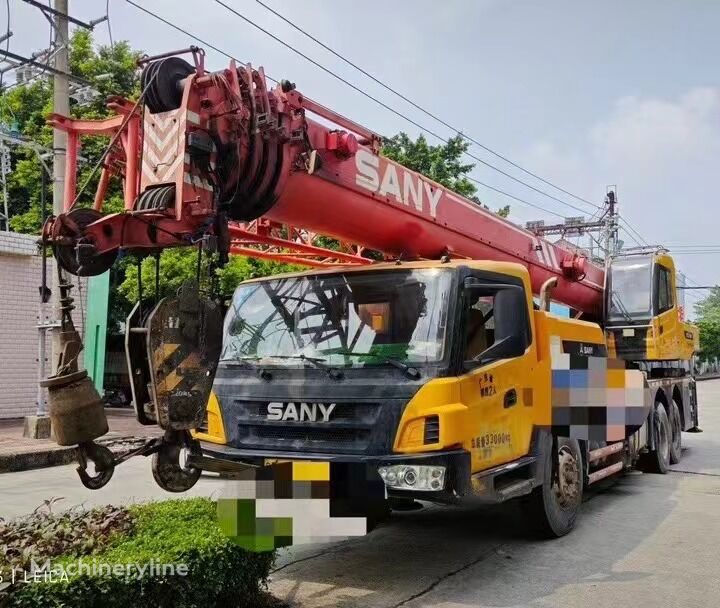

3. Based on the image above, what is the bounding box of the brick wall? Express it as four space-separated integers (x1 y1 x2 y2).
0 232 87 419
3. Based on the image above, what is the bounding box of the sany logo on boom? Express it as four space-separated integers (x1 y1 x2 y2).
355 149 443 218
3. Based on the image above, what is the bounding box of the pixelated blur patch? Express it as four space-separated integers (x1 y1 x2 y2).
550 337 651 442
217 461 382 552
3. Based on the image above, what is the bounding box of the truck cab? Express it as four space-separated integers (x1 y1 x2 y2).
195 260 642 538
605 251 698 361
197 261 542 487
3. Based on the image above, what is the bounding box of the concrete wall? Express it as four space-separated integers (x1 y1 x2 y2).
0 232 86 419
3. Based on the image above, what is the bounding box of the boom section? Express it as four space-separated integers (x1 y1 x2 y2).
43 50 603 315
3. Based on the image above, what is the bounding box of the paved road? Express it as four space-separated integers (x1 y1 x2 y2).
1 381 719 607
271 380 720 608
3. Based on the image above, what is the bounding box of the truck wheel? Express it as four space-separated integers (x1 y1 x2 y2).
643 401 671 474
669 399 682 465
524 438 583 538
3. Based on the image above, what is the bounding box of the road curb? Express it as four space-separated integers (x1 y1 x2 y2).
0 446 76 473
0 434 157 474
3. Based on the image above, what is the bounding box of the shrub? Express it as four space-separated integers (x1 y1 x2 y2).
1 499 276 608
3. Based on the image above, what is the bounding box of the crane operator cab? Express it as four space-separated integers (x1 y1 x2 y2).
605 249 698 361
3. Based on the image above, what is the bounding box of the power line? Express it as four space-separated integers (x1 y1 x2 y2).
668 250 720 255
124 0 277 84
252 0 600 213
123 1 571 220
618 225 642 248
210 0 597 218
620 218 649 246
106 0 114 50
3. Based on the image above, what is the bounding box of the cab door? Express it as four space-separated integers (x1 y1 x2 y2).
456 274 539 473
652 261 677 358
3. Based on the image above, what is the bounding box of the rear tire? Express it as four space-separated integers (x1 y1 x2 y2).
642 401 671 474
669 399 682 465
523 437 583 538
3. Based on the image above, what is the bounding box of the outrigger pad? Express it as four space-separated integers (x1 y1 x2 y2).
146 280 223 430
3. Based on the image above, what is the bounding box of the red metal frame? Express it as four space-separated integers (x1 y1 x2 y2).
48 97 142 212
229 220 372 267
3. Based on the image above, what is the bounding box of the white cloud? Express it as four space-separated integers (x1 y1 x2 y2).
590 87 720 176
518 87 720 285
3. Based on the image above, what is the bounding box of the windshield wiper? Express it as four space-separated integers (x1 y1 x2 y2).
218 355 274 380
257 354 344 380
218 358 253 365
328 350 421 379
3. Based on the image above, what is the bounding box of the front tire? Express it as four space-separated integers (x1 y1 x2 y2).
524 437 583 538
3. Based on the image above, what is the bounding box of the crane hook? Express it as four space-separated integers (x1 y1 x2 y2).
151 430 203 493
76 441 115 490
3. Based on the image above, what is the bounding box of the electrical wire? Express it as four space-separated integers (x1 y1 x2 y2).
123 0 571 220
211 0 597 218
618 225 642 248
106 0 114 50
252 0 601 213
620 218 650 246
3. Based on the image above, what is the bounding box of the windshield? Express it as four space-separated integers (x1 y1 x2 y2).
221 268 453 368
607 256 653 321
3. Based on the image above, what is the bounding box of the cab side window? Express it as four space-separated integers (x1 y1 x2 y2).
462 285 530 367
465 295 495 360
654 265 673 314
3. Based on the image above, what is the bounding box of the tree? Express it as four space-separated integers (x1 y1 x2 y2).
118 249 300 304
382 133 510 217
1 30 140 233
694 287 720 361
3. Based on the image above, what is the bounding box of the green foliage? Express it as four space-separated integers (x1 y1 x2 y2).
118 248 301 305
2 30 140 234
694 287 720 361
216 256 303 299
0 504 133 590
3 499 276 608
382 132 510 218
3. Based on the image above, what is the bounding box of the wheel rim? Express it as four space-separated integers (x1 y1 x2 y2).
553 446 581 510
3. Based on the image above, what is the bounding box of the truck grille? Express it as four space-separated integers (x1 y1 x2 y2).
231 400 397 454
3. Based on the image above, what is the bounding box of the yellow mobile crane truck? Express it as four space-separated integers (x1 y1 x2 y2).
41 52 699 538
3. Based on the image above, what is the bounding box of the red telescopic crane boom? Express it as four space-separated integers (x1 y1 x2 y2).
44 49 604 316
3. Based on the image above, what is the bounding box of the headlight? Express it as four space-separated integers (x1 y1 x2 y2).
378 464 446 491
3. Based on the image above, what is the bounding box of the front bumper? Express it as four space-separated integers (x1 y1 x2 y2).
200 442 471 502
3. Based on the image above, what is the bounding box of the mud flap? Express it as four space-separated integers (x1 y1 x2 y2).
145 280 223 430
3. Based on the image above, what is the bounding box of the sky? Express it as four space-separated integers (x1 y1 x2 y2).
5 0 719 311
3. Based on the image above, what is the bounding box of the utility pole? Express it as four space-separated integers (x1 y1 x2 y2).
15 0 107 438
604 188 619 257
23 0 70 439
0 141 9 231
51 0 69 379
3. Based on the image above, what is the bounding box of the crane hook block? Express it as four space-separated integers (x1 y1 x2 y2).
145 280 224 431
